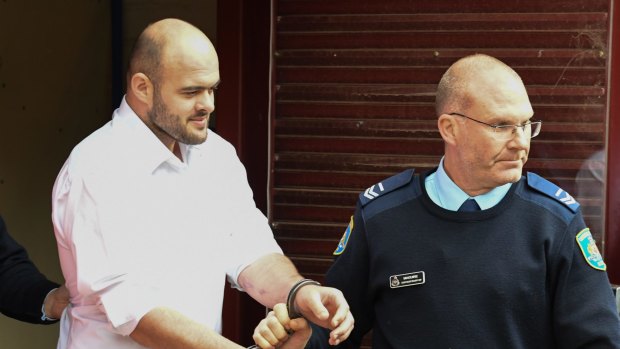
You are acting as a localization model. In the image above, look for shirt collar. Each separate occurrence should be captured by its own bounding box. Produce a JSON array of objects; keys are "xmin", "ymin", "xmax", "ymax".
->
[
  {"xmin": 112, "ymin": 97, "xmax": 198, "ymax": 173},
  {"xmin": 432, "ymin": 157, "xmax": 512, "ymax": 211}
]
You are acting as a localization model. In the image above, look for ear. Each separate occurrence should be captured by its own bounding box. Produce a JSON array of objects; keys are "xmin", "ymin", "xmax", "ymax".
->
[
  {"xmin": 130, "ymin": 73, "xmax": 154, "ymax": 106},
  {"xmin": 437, "ymin": 114, "xmax": 458, "ymax": 146}
]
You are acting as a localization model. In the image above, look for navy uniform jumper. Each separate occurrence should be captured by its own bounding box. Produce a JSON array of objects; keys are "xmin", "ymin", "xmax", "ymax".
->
[
  {"xmin": 308, "ymin": 169, "xmax": 620, "ymax": 349},
  {"xmin": 0, "ymin": 215, "xmax": 60, "ymax": 324}
]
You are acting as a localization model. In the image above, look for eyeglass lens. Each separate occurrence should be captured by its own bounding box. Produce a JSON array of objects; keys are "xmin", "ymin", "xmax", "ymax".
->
[{"xmin": 496, "ymin": 122, "xmax": 541, "ymax": 140}]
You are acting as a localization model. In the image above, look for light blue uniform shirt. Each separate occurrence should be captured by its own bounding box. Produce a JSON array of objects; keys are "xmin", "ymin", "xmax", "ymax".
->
[{"xmin": 425, "ymin": 157, "xmax": 512, "ymax": 211}]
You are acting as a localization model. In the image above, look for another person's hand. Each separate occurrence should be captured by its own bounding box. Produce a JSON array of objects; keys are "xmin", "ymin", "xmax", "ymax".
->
[
  {"xmin": 253, "ymin": 304, "xmax": 311, "ymax": 349},
  {"xmin": 293, "ymin": 285, "xmax": 353, "ymax": 346},
  {"xmin": 45, "ymin": 285, "xmax": 70, "ymax": 319}
]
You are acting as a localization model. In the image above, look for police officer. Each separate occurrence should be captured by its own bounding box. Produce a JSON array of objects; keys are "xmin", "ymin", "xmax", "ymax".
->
[
  {"xmin": 253, "ymin": 54, "xmax": 620, "ymax": 348},
  {"xmin": 0, "ymin": 215, "xmax": 69, "ymax": 323}
]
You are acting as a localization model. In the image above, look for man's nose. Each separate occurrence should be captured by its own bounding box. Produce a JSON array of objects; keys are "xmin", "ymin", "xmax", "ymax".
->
[
  {"xmin": 197, "ymin": 91, "xmax": 215, "ymax": 113},
  {"xmin": 509, "ymin": 126, "xmax": 529, "ymax": 148}
]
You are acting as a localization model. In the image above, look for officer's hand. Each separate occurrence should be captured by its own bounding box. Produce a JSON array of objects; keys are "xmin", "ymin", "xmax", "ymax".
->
[
  {"xmin": 45, "ymin": 285, "xmax": 70, "ymax": 319},
  {"xmin": 293, "ymin": 285, "xmax": 354, "ymax": 346}
]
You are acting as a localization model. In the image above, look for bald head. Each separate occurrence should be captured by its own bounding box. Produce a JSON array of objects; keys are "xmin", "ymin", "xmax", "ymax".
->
[
  {"xmin": 127, "ymin": 18, "xmax": 216, "ymax": 87},
  {"xmin": 435, "ymin": 54, "xmax": 526, "ymax": 117},
  {"xmin": 124, "ymin": 18, "xmax": 220, "ymax": 151}
]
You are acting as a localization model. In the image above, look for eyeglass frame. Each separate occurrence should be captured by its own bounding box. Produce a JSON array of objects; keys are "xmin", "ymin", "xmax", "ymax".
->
[{"xmin": 448, "ymin": 112, "xmax": 542, "ymax": 140}]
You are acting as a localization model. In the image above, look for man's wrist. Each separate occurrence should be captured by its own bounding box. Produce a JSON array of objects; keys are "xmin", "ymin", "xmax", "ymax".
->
[
  {"xmin": 286, "ymin": 278, "xmax": 321, "ymax": 319},
  {"xmin": 41, "ymin": 288, "xmax": 59, "ymax": 321}
]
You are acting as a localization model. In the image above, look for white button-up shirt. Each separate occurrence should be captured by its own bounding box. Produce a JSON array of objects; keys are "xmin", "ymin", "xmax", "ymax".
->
[{"xmin": 52, "ymin": 98, "xmax": 282, "ymax": 349}]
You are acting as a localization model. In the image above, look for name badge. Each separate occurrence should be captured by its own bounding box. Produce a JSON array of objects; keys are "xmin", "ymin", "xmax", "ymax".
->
[{"xmin": 389, "ymin": 271, "xmax": 425, "ymax": 289}]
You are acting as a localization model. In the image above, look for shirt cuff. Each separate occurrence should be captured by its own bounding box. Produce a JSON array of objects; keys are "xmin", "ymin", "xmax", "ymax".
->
[
  {"xmin": 41, "ymin": 288, "xmax": 59, "ymax": 321},
  {"xmin": 98, "ymin": 278, "xmax": 159, "ymax": 336}
]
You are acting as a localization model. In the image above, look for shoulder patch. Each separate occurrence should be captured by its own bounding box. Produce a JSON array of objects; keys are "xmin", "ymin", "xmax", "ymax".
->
[
  {"xmin": 333, "ymin": 216, "xmax": 354, "ymax": 256},
  {"xmin": 526, "ymin": 172, "xmax": 579, "ymax": 213},
  {"xmin": 576, "ymin": 228, "xmax": 606, "ymax": 271},
  {"xmin": 359, "ymin": 169, "xmax": 415, "ymax": 206}
]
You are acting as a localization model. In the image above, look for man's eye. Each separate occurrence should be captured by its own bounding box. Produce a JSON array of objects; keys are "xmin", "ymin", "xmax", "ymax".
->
[
  {"xmin": 493, "ymin": 121, "xmax": 510, "ymax": 127},
  {"xmin": 496, "ymin": 125, "xmax": 514, "ymax": 132}
]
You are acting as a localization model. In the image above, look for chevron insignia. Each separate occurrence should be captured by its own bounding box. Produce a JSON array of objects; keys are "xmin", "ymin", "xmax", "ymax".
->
[
  {"xmin": 363, "ymin": 183, "xmax": 385, "ymax": 200},
  {"xmin": 359, "ymin": 169, "xmax": 415, "ymax": 206},
  {"xmin": 554, "ymin": 188, "xmax": 576, "ymax": 205},
  {"xmin": 526, "ymin": 172, "xmax": 580, "ymax": 213}
]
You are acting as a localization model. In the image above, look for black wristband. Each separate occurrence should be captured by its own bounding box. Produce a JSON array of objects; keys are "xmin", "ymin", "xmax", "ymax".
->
[{"xmin": 286, "ymin": 278, "xmax": 321, "ymax": 319}]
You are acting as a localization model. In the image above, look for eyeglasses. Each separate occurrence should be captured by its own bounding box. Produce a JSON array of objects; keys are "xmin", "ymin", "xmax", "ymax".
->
[{"xmin": 449, "ymin": 112, "xmax": 541, "ymax": 140}]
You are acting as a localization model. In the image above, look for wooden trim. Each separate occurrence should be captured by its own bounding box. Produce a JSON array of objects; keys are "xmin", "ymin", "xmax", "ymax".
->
[
  {"xmin": 605, "ymin": 0, "xmax": 620, "ymax": 283},
  {"xmin": 110, "ymin": 0, "xmax": 123, "ymax": 108},
  {"xmin": 217, "ymin": 0, "xmax": 272, "ymax": 344},
  {"xmin": 217, "ymin": 0, "xmax": 243, "ymax": 343},
  {"xmin": 216, "ymin": 1, "xmax": 243, "ymax": 149}
]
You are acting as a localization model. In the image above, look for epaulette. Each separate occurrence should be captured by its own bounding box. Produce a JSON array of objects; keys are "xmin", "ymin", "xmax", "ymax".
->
[
  {"xmin": 526, "ymin": 172, "xmax": 579, "ymax": 213},
  {"xmin": 359, "ymin": 169, "xmax": 415, "ymax": 207}
]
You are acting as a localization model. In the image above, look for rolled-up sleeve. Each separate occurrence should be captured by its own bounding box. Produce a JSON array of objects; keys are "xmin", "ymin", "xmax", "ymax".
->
[
  {"xmin": 218, "ymin": 145, "xmax": 283, "ymax": 289},
  {"xmin": 52, "ymin": 160, "xmax": 156, "ymax": 336}
]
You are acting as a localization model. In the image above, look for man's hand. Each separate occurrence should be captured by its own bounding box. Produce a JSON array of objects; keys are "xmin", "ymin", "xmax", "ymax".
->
[
  {"xmin": 45, "ymin": 285, "xmax": 70, "ymax": 319},
  {"xmin": 293, "ymin": 285, "xmax": 354, "ymax": 346},
  {"xmin": 253, "ymin": 304, "xmax": 311, "ymax": 349},
  {"xmin": 237, "ymin": 254, "xmax": 353, "ymax": 345}
]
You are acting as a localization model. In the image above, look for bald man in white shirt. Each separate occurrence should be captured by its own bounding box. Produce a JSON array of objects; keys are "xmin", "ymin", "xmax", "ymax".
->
[{"xmin": 52, "ymin": 18, "xmax": 353, "ymax": 349}]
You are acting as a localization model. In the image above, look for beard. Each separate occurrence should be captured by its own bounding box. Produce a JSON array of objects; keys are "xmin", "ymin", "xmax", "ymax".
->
[{"xmin": 147, "ymin": 88, "xmax": 208, "ymax": 145}]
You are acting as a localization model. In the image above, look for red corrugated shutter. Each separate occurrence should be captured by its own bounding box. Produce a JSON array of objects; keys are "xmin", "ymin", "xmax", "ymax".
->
[{"xmin": 272, "ymin": 1, "xmax": 611, "ymax": 344}]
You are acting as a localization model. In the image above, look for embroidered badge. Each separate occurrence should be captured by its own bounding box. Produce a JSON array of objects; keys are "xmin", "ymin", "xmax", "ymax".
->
[
  {"xmin": 576, "ymin": 228, "xmax": 606, "ymax": 271},
  {"xmin": 389, "ymin": 271, "xmax": 425, "ymax": 289},
  {"xmin": 333, "ymin": 216, "xmax": 354, "ymax": 256}
]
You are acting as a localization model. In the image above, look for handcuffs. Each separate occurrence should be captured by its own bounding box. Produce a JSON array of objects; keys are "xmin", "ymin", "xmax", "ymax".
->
[{"xmin": 247, "ymin": 278, "xmax": 320, "ymax": 348}]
